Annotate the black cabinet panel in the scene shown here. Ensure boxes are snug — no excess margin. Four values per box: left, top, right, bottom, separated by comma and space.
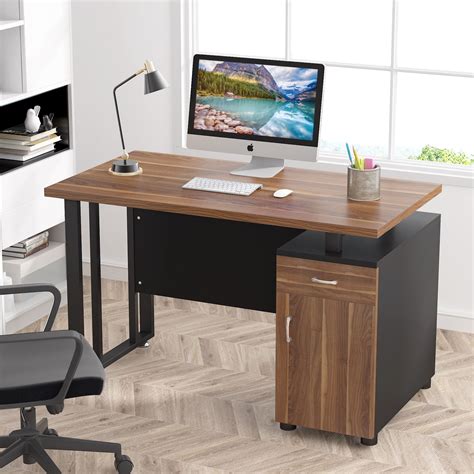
133, 210, 302, 312
278, 212, 440, 268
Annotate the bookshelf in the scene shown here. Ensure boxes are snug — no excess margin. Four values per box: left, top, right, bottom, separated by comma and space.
0, 85, 71, 174
3, 240, 67, 333
0, 0, 23, 98
0, 0, 74, 334
3, 241, 65, 281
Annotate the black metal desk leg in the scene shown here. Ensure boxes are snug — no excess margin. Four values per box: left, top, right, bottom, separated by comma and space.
64, 200, 85, 334
98, 208, 154, 367
139, 293, 154, 345
89, 203, 103, 357
127, 208, 139, 344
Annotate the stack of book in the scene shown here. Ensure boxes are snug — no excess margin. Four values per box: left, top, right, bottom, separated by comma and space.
2, 231, 49, 259
0, 125, 61, 162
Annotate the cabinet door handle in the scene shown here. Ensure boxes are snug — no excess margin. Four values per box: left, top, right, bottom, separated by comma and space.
286, 316, 292, 343
311, 277, 338, 286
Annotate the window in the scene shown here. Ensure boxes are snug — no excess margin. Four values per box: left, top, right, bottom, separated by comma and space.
189, 0, 474, 168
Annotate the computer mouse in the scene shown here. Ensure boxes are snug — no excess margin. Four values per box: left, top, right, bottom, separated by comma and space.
273, 189, 293, 198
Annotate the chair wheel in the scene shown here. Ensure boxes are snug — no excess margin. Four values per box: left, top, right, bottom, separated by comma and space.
115, 454, 134, 473
44, 428, 58, 436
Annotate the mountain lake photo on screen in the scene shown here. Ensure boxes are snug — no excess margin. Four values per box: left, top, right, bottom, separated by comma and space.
194, 60, 319, 141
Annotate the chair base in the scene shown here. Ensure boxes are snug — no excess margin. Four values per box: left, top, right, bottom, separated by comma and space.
0, 407, 133, 473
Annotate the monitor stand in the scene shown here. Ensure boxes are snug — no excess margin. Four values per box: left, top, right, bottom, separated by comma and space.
230, 156, 284, 179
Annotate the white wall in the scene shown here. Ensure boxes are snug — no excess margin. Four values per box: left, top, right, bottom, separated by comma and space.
71, 0, 176, 269
71, 0, 473, 332
421, 185, 473, 331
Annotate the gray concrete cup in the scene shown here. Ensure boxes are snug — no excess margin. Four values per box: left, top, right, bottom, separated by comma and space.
347, 165, 381, 201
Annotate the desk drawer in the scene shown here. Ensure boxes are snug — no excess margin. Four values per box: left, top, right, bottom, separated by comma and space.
277, 256, 377, 304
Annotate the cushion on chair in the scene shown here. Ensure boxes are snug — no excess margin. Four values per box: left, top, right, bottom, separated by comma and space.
0, 330, 105, 406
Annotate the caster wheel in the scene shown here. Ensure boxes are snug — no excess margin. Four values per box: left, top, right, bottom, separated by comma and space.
361, 435, 378, 446
115, 454, 134, 473
44, 428, 58, 436
280, 423, 297, 431
23, 454, 36, 465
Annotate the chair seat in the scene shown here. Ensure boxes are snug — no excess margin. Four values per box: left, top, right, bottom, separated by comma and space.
0, 330, 104, 406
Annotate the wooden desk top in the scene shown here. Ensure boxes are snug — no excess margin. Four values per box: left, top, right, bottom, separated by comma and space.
45, 151, 441, 238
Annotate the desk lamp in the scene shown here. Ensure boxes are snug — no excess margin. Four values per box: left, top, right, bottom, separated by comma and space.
110, 59, 168, 176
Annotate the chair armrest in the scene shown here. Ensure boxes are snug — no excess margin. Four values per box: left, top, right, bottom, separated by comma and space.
0, 284, 61, 331
1, 330, 83, 405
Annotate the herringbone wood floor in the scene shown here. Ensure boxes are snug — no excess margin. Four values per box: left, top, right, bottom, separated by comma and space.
1, 278, 473, 473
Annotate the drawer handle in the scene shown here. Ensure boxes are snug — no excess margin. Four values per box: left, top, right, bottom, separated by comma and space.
311, 277, 338, 286
286, 316, 292, 343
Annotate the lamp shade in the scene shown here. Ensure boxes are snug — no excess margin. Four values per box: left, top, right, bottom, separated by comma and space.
144, 69, 169, 95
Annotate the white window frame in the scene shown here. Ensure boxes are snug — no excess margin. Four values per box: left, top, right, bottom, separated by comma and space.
178, 0, 473, 186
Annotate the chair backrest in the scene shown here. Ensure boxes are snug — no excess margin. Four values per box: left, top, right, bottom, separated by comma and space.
0, 284, 83, 410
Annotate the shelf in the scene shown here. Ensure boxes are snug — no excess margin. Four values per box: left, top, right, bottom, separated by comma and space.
0, 90, 19, 104
0, 86, 72, 177
3, 241, 65, 280
0, 81, 71, 107
0, 19, 24, 31
0, 143, 71, 175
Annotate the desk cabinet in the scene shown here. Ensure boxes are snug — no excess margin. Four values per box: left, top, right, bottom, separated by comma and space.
275, 212, 440, 445
276, 258, 377, 439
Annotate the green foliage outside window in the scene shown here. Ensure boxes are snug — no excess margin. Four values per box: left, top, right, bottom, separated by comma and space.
410, 145, 473, 166
196, 69, 277, 99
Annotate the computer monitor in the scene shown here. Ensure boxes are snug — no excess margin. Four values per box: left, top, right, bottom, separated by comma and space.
187, 54, 325, 178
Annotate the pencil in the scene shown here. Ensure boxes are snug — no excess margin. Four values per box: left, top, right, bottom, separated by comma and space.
352, 146, 364, 170
345, 143, 353, 165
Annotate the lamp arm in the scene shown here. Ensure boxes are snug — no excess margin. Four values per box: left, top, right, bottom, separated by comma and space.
113, 72, 141, 159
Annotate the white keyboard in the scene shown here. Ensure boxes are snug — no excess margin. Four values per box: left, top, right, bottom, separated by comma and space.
182, 177, 263, 196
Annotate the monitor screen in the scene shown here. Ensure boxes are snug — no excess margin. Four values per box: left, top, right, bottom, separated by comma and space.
188, 55, 324, 147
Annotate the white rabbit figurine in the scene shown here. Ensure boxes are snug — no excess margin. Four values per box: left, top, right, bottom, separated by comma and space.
24, 105, 41, 133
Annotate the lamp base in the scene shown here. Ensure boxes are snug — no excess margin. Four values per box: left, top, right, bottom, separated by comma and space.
109, 159, 142, 176
109, 167, 143, 177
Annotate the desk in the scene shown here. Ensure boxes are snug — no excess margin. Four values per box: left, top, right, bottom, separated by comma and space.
45, 151, 441, 362
45, 151, 441, 443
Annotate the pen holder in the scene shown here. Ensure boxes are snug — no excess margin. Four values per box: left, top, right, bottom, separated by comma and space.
347, 165, 381, 201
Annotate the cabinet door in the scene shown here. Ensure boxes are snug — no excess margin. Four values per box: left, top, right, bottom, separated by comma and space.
275, 258, 378, 439
22, 0, 72, 91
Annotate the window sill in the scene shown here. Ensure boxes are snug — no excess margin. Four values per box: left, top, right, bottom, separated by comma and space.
175, 146, 473, 188
310, 153, 473, 188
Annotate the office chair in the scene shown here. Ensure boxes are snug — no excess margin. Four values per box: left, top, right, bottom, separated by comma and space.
0, 284, 133, 473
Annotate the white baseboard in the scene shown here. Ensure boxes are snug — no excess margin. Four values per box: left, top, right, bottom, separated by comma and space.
437, 310, 474, 333
83, 259, 128, 282
83, 260, 474, 334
